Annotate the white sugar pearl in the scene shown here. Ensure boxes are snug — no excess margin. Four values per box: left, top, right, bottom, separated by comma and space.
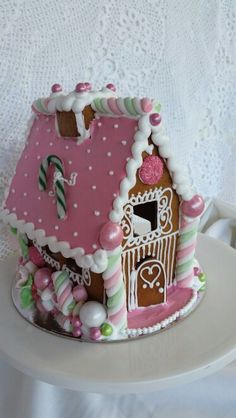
23, 211, 28, 216
88, 166, 92, 171
109, 170, 114, 176
49, 142, 53, 147
55, 225, 59, 230
37, 155, 41, 160
91, 185, 96, 190
102, 136, 107, 141
94, 210, 100, 216
68, 160, 72, 165
23, 192, 27, 197
24, 173, 28, 177
73, 203, 78, 208
121, 140, 127, 145
80, 301, 107, 327
114, 124, 119, 128
38, 218, 42, 223
87, 149, 91, 154
73, 232, 78, 237
98, 122, 102, 127
107, 152, 112, 157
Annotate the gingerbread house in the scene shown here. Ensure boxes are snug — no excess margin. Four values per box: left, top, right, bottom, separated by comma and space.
0, 83, 205, 341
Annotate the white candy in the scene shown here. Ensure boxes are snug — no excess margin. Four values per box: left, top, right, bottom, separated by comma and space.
79, 301, 107, 328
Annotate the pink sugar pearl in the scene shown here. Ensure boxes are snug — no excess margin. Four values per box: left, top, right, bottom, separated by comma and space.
84, 82, 92, 91
75, 83, 87, 93
72, 285, 88, 302
99, 221, 123, 250
139, 155, 164, 185
71, 316, 82, 328
72, 327, 82, 338
106, 83, 116, 92
34, 267, 52, 290
28, 246, 45, 267
149, 113, 162, 126
90, 327, 101, 341
51, 84, 62, 93
181, 195, 205, 218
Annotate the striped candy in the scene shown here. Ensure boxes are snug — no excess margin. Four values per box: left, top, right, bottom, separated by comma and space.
52, 271, 75, 316
32, 98, 51, 115
175, 216, 199, 288
38, 155, 66, 219
103, 246, 127, 330
92, 97, 153, 117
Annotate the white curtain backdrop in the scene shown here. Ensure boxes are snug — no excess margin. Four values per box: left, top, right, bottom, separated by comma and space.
0, 1, 236, 417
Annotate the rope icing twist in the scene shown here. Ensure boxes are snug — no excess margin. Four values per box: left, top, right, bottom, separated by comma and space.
38, 155, 66, 219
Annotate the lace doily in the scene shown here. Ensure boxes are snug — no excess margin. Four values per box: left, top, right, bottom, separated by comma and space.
0, 0, 236, 258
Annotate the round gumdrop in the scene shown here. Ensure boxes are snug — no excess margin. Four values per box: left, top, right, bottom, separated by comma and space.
80, 301, 107, 328
100, 323, 113, 337
28, 246, 45, 267
139, 155, 164, 185
99, 221, 123, 250
72, 285, 88, 302
181, 195, 205, 218
34, 267, 52, 290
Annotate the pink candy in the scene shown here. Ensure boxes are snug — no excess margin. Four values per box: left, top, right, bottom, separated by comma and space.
51, 84, 62, 93
141, 98, 153, 113
75, 82, 91, 93
106, 83, 116, 92
149, 113, 162, 126
72, 327, 82, 338
181, 195, 205, 218
139, 155, 164, 185
90, 327, 101, 341
72, 285, 88, 302
99, 221, 123, 250
28, 246, 45, 267
34, 267, 52, 290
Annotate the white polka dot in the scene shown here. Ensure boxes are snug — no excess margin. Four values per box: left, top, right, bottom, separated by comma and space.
65, 145, 69, 150
38, 196, 41, 200
121, 140, 127, 145
23, 211, 28, 216
109, 170, 114, 176
49, 142, 53, 147
38, 218, 42, 223
23, 192, 27, 197
114, 124, 119, 129
73, 232, 78, 237
159, 287, 164, 294
37, 155, 41, 160
36, 141, 39, 146
73, 203, 78, 208
94, 210, 100, 216
24, 173, 28, 177
107, 152, 112, 157
88, 166, 93, 171
68, 160, 72, 165
12, 207, 16, 212
25, 155, 28, 159
92, 244, 98, 249
98, 122, 102, 127
87, 149, 91, 154
55, 225, 59, 230
36, 127, 39, 131
113, 193, 117, 197
92, 185, 96, 190
126, 157, 130, 162
102, 136, 107, 141
12, 189, 15, 193
46, 128, 51, 133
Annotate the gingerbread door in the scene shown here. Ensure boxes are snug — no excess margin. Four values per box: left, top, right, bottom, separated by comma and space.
136, 258, 166, 307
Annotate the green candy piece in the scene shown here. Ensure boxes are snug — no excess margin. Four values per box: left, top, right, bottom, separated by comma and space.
198, 273, 206, 283
20, 288, 34, 309
101, 323, 113, 337
154, 103, 161, 112
10, 226, 17, 235
18, 234, 29, 259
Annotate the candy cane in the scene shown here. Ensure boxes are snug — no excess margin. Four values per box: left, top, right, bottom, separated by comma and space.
52, 271, 76, 316
92, 97, 153, 117
38, 155, 66, 219
103, 247, 127, 330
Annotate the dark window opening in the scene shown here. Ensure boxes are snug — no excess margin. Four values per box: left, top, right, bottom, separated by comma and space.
56, 105, 95, 138
133, 200, 157, 236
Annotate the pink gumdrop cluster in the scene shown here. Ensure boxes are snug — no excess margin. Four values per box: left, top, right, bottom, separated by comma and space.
99, 221, 123, 250
139, 155, 164, 185
28, 246, 45, 267
34, 267, 52, 290
51, 84, 62, 93
181, 195, 205, 218
106, 83, 116, 92
71, 316, 82, 337
75, 82, 92, 93
90, 327, 101, 341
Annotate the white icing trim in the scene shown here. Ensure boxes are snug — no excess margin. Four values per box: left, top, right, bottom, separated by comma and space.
0, 209, 108, 273
123, 290, 198, 337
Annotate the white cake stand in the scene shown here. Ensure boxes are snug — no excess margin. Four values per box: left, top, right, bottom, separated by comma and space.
0, 233, 236, 394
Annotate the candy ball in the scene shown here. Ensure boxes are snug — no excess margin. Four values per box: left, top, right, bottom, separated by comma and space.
139, 155, 163, 185
75, 83, 87, 93
72, 285, 88, 302
80, 301, 107, 328
34, 267, 52, 290
149, 113, 162, 126
84, 82, 92, 91
71, 316, 82, 329
90, 327, 101, 341
106, 83, 116, 92
101, 323, 113, 337
28, 246, 45, 267
181, 195, 205, 218
51, 84, 62, 93
99, 221, 123, 250
72, 327, 82, 338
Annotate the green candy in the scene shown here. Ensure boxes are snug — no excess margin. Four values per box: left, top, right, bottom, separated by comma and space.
10, 226, 17, 235
20, 275, 34, 309
101, 323, 113, 337
18, 234, 29, 259
198, 273, 206, 292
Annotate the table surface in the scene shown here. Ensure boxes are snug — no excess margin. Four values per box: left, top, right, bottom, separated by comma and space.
0, 233, 236, 394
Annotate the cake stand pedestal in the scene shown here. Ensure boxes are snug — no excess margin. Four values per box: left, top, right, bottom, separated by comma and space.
0, 233, 236, 394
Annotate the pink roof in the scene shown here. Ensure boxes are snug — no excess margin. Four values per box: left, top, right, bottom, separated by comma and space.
4, 114, 137, 254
